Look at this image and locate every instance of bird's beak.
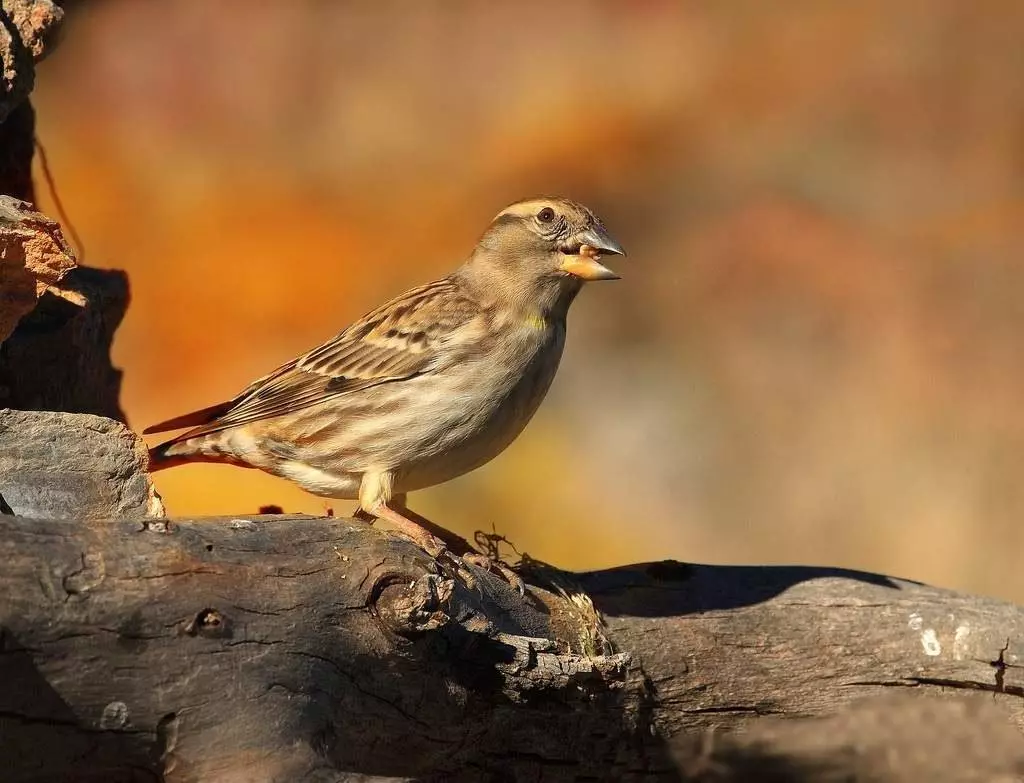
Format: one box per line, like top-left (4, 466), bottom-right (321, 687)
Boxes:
top-left (559, 226), bottom-right (626, 281)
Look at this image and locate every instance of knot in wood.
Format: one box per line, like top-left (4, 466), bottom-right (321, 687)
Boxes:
top-left (99, 700), bottom-right (130, 730)
top-left (373, 574), bottom-right (453, 636)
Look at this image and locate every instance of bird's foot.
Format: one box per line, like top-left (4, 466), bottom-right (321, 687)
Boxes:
top-left (354, 503), bottom-right (524, 595)
top-left (433, 549), bottom-right (478, 591)
top-left (460, 552), bottom-right (525, 596)
top-left (356, 504), bottom-right (448, 556)
top-left (433, 550), bottom-right (524, 596)
top-left (381, 525), bottom-right (480, 590)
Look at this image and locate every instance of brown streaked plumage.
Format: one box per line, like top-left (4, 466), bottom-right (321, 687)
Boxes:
top-left (146, 197), bottom-right (625, 571)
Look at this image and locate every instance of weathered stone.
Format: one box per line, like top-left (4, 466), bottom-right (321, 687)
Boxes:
top-left (0, 196), bottom-right (77, 342)
top-left (0, 197), bottom-right (128, 420)
top-left (0, 0), bottom-right (63, 124)
top-left (1, 0), bottom-right (62, 61)
top-left (0, 266), bottom-right (129, 419)
top-left (0, 409), bottom-right (164, 519)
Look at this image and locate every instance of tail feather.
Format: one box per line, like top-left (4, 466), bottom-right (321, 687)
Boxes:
top-left (144, 401), bottom-right (260, 473)
top-left (147, 446), bottom-right (194, 472)
top-left (147, 435), bottom-right (249, 472)
top-left (143, 400), bottom-right (234, 435)
top-left (148, 436), bottom-right (200, 471)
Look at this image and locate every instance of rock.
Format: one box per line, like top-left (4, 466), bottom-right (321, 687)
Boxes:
top-left (0, 409), bottom-right (165, 519)
top-left (0, 98), bottom-right (33, 200)
top-left (0, 0), bottom-right (63, 124)
top-left (1, 0), bottom-right (63, 61)
top-left (0, 0), bottom-right (64, 199)
top-left (0, 197), bottom-right (128, 420)
top-left (0, 266), bottom-right (129, 420)
top-left (0, 196), bottom-right (77, 342)
top-left (0, 11), bottom-right (126, 422)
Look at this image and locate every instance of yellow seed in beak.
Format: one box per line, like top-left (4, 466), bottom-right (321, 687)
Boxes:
top-left (559, 251), bottom-right (620, 281)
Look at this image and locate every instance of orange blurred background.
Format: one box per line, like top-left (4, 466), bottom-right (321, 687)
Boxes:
top-left (31, 1), bottom-right (1024, 601)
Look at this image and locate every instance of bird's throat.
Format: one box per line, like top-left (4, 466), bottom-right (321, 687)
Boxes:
top-left (523, 313), bottom-right (548, 330)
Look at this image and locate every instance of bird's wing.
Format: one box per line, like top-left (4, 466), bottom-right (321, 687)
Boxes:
top-left (144, 277), bottom-right (478, 439)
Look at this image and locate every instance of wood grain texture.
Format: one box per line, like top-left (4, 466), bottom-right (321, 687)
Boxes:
top-left (1, 514), bottom-right (1023, 782)
top-left (581, 561), bottom-right (1024, 734)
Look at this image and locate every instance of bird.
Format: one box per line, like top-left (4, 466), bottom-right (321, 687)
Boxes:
top-left (145, 196), bottom-right (624, 579)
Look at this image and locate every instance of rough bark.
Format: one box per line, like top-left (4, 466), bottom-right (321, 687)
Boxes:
top-left (2, 513), bottom-right (1023, 782)
top-left (0, 409), bottom-right (164, 519)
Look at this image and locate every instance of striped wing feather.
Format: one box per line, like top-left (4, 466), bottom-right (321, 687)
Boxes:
top-left (144, 277), bottom-right (476, 440)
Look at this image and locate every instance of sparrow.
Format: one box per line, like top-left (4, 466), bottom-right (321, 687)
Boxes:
top-left (145, 197), bottom-right (624, 578)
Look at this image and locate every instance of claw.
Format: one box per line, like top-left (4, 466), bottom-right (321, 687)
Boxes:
top-left (462, 553), bottom-right (525, 596)
top-left (353, 501), bottom-right (522, 595)
top-left (434, 549), bottom-right (477, 591)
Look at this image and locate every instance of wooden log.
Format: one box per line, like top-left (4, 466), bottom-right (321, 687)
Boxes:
top-left (2, 513), bottom-right (1023, 781)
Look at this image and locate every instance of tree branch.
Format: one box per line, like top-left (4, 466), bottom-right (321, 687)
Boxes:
top-left (2, 513), bottom-right (1023, 781)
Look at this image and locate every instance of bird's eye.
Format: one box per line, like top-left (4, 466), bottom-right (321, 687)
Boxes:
top-left (537, 207), bottom-right (556, 223)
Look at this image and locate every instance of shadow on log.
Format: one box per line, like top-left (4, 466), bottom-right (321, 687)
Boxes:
top-left (2, 513), bottom-right (1024, 782)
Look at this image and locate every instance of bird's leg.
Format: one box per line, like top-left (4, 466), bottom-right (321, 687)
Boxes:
top-left (390, 494), bottom-right (475, 556)
top-left (357, 474), bottom-right (446, 557)
top-left (357, 475), bottom-right (523, 594)
top-left (393, 495), bottom-right (524, 596)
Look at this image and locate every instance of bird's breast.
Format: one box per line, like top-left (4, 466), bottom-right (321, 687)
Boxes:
top-left (395, 319), bottom-right (566, 489)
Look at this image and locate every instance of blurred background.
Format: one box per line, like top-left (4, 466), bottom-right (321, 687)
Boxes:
top-left (31, 1), bottom-right (1024, 601)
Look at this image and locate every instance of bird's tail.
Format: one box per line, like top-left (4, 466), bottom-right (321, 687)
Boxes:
top-left (147, 435), bottom-right (236, 472)
top-left (148, 438), bottom-right (198, 472)
top-left (144, 397), bottom-right (244, 472)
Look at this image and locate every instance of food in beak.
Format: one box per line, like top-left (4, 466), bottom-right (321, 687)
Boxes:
top-left (559, 246), bottom-right (620, 281)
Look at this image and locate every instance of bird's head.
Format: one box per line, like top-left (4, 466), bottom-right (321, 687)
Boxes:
top-left (464, 197), bottom-right (625, 313)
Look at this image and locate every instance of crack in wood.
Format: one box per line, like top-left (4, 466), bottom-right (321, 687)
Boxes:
top-left (845, 676), bottom-right (1024, 700)
top-left (678, 705), bottom-right (785, 716)
top-left (990, 637), bottom-right (1011, 692)
top-left (0, 710), bottom-right (151, 736)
